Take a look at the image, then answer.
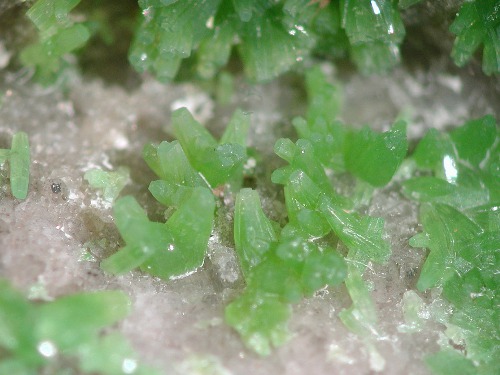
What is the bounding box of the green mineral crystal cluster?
[2,1,499,374]
[0,280,159,375]
[403,115,500,375]
[101,108,249,280]
[20,0,500,84]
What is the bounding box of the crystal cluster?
[402,115,500,374]
[101,108,249,280]
[0,280,159,375]
[20,0,500,83]
[20,0,90,83]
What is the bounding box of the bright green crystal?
[9,132,30,200]
[36,291,130,350]
[100,196,174,275]
[101,189,214,280]
[233,188,277,276]
[141,187,215,279]
[341,0,405,74]
[172,107,247,188]
[0,280,157,374]
[320,196,390,266]
[344,120,408,187]
[228,187,347,355]
[104,107,249,280]
[411,203,483,291]
[450,0,500,75]
[21,0,90,83]
[405,116,500,374]
[449,115,497,168]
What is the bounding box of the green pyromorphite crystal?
[141,187,215,278]
[292,67,346,171]
[130,0,313,82]
[36,291,131,350]
[1,132,31,199]
[404,116,499,208]
[449,114,497,168]
[114,107,247,280]
[272,138,334,193]
[225,291,292,356]
[338,267,378,337]
[172,107,247,189]
[21,0,90,83]
[411,203,483,291]
[344,120,408,187]
[101,195,174,275]
[450,0,500,75]
[320,196,390,265]
[233,188,278,276]
[304,66,343,124]
[228,188,347,355]
[101,190,214,280]
[0,280,158,375]
[84,167,130,203]
[9,132,30,200]
[341,0,405,74]
[404,116,499,374]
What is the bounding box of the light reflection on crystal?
[122,358,138,374]
[370,0,381,15]
[37,340,57,357]
[443,155,458,183]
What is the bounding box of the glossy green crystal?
[341,0,405,74]
[141,187,215,279]
[9,132,30,200]
[84,167,130,203]
[450,0,500,75]
[102,189,214,280]
[36,291,130,350]
[402,176,489,210]
[292,67,346,171]
[344,120,408,186]
[449,115,497,168]
[234,188,277,276]
[0,280,40,369]
[272,138,334,192]
[412,203,483,291]
[21,0,90,83]
[100,196,174,275]
[172,107,246,188]
[0,280,156,374]
[411,128,456,173]
[320,196,390,266]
